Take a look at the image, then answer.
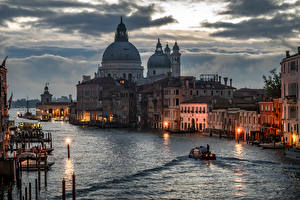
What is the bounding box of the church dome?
[147,54,171,69]
[102,42,141,63]
[147,38,171,69]
[102,17,141,63]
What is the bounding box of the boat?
[39,114,51,122]
[166,129,196,134]
[259,143,285,149]
[285,148,300,161]
[189,146,216,160]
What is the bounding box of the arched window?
[128,73,132,80]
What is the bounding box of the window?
[203,107,206,113]
[190,90,193,95]
[123,73,126,78]
[261,105,264,111]
[153,70,156,75]
[196,90,199,95]
[176,89,179,95]
[176,98,179,106]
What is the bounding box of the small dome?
[147,54,171,69]
[102,41,141,63]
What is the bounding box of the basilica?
[97,17,181,82]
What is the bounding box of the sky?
[1,0,300,99]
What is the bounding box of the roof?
[195,80,235,90]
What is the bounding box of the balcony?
[285,95,297,104]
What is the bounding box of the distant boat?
[259,143,285,149]
[285,148,300,161]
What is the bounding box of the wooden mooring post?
[72,173,76,200]
[62,178,66,200]
[29,182,32,200]
[35,179,38,200]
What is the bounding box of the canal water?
[8,109,300,199]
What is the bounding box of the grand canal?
[9,109,300,199]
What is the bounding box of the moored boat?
[285,148,300,161]
[259,143,285,149]
[189,145,216,160]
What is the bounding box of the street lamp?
[65,138,71,159]
[237,127,242,143]
[163,121,169,130]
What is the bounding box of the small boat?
[285,148,300,161]
[189,146,216,160]
[259,143,285,149]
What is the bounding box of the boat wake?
[53,156,188,199]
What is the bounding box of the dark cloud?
[202,13,300,39]
[0,0,177,36]
[181,53,282,88]
[219,0,290,17]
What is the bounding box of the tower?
[171,41,181,77]
[164,43,170,58]
[41,83,52,103]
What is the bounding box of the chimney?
[298,47,300,54]
[224,77,228,86]
[286,51,290,58]
[219,76,221,83]
[230,79,232,87]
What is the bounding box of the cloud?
[202,13,300,39]
[219,0,290,17]
[0,0,177,36]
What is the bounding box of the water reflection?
[64,159,74,188]
[163,133,169,146]
[234,143,243,159]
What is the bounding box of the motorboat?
[189,146,216,160]
[285,148,300,161]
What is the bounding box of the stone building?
[97,17,144,82]
[208,108,260,140]
[259,98,282,141]
[180,97,211,131]
[281,47,300,147]
[36,84,71,121]
[0,57,8,157]
[74,76,136,127]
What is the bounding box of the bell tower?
[171,41,181,77]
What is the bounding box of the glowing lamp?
[65,138,71,145]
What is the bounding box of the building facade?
[0,57,8,157]
[208,108,260,140]
[74,76,137,127]
[180,99,210,131]
[259,98,282,141]
[281,47,300,147]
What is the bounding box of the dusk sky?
[2,0,300,99]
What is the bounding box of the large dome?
[102,41,141,63]
[147,54,171,69]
